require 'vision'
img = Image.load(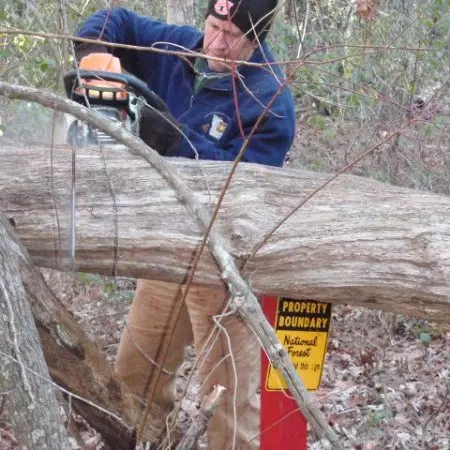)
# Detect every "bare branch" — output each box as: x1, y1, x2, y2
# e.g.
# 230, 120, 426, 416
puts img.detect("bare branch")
0, 29, 431, 71
175, 385, 226, 450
